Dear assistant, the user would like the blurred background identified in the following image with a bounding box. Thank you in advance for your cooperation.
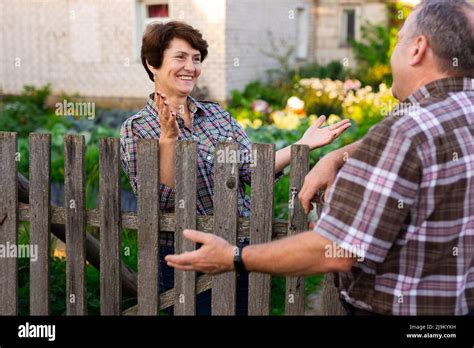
[0,0,430,315]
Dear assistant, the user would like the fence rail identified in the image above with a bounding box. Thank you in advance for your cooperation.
[0,131,344,316]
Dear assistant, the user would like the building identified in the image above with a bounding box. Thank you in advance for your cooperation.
[1,0,407,105]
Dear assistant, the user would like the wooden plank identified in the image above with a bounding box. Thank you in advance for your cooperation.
[248,144,275,315]
[18,203,291,239]
[137,139,160,315]
[18,204,290,239]
[64,135,87,315]
[123,274,213,315]
[285,144,309,315]
[29,133,51,315]
[212,142,239,315]
[99,138,122,315]
[174,140,197,315]
[0,132,18,315]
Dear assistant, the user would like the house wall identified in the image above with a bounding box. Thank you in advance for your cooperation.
[225,0,315,96]
[0,0,398,105]
[0,0,227,103]
[313,0,387,69]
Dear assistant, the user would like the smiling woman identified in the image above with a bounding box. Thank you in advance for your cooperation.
[119,21,351,316]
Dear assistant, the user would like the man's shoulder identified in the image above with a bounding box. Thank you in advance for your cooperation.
[379,93,471,145]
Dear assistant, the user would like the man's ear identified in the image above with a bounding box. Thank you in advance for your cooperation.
[410,35,429,67]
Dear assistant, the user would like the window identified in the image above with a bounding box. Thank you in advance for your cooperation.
[147,4,168,18]
[143,0,170,27]
[295,7,309,60]
[135,0,170,60]
[341,9,356,46]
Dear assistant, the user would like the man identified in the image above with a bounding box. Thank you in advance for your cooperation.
[166,0,474,315]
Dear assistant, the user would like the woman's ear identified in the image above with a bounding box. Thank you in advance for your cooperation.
[146,60,157,77]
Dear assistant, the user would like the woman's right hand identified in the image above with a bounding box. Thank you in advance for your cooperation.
[155,91,179,140]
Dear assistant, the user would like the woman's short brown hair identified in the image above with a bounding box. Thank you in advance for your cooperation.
[141,21,209,82]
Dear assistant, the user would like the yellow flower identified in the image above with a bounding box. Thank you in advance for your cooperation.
[326,114,341,125]
[271,111,301,130]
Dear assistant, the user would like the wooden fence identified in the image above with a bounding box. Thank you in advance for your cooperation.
[0,131,344,316]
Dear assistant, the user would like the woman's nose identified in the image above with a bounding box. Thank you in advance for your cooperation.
[184,59,196,73]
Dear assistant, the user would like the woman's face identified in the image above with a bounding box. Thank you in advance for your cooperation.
[154,37,202,97]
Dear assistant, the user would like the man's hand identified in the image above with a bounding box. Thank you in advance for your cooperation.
[165,229,235,275]
[298,156,339,214]
[299,140,362,214]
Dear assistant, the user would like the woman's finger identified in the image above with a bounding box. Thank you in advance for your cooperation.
[315,115,326,128]
[162,100,171,122]
[157,91,165,115]
[333,122,352,137]
[329,119,351,131]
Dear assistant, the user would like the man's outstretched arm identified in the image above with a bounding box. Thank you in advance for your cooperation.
[165,229,357,276]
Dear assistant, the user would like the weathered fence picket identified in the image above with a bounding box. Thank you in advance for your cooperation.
[212,142,239,315]
[174,140,197,315]
[285,145,309,315]
[248,144,275,315]
[0,132,18,315]
[64,135,87,315]
[137,139,160,315]
[99,138,122,315]
[29,133,51,315]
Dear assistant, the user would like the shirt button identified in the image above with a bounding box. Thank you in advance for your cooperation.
[207,155,212,161]
[227,137,233,141]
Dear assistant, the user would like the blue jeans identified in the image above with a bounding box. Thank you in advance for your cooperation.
[159,241,249,315]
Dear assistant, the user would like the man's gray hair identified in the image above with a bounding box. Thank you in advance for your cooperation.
[415,0,474,77]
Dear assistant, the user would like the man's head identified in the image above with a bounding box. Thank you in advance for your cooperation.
[390,0,474,101]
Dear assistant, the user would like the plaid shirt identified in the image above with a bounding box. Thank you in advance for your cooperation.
[316,77,474,315]
[120,94,281,218]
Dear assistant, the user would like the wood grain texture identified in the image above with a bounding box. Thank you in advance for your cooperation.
[99,138,122,315]
[0,132,18,315]
[29,133,51,315]
[174,141,197,315]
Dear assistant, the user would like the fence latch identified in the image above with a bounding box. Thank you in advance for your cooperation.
[288,187,298,231]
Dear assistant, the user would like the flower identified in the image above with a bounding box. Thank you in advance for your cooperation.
[271,110,301,130]
[251,99,270,114]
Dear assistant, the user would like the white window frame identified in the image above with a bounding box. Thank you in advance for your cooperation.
[135,0,171,61]
[295,7,309,60]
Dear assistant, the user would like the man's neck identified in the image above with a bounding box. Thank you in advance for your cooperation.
[402,71,452,101]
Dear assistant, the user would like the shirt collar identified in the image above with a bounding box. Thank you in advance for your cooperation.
[406,77,474,104]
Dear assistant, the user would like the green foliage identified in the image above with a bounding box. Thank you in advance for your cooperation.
[17,222,139,315]
[350,22,394,88]
[294,60,348,81]
[0,85,72,138]
[350,4,413,88]
[229,80,294,110]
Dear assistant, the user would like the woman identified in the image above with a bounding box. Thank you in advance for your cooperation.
[120,21,351,315]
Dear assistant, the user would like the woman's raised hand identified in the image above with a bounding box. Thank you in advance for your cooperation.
[155,90,179,140]
[298,116,351,150]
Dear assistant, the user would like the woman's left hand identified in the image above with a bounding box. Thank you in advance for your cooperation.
[298,116,352,150]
